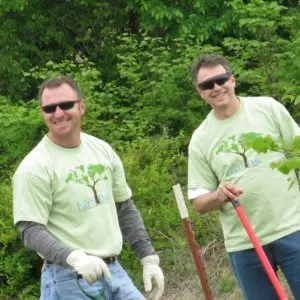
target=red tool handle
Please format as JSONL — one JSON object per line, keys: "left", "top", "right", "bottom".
{"left": 231, "top": 199, "right": 288, "bottom": 300}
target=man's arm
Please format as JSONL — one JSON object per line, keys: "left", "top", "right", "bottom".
{"left": 16, "top": 221, "right": 74, "bottom": 266}
{"left": 17, "top": 221, "right": 112, "bottom": 283}
{"left": 192, "top": 182, "right": 244, "bottom": 213}
{"left": 192, "top": 191, "right": 222, "bottom": 213}
{"left": 117, "top": 199, "right": 164, "bottom": 299}
{"left": 116, "top": 199, "right": 155, "bottom": 259}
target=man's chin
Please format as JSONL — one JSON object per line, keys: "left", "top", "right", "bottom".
{"left": 49, "top": 129, "right": 71, "bottom": 138}
{"left": 211, "top": 98, "right": 228, "bottom": 107}
{"left": 213, "top": 94, "right": 227, "bottom": 101}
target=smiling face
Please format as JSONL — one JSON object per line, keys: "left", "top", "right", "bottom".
{"left": 197, "top": 64, "right": 239, "bottom": 117}
{"left": 40, "top": 83, "right": 85, "bottom": 147}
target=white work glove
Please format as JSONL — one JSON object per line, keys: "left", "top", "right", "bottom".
{"left": 141, "top": 255, "right": 164, "bottom": 300}
{"left": 66, "top": 250, "right": 111, "bottom": 284}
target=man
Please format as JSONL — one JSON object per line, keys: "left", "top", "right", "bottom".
{"left": 188, "top": 54, "right": 300, "bottom": 299}
{"left": 13, "top": 76, "right": 164, "bottom": 300}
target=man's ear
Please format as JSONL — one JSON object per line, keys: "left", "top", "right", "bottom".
{"left": 196, "top": 88, "right": 206, "bottom": 100}
{"left": 80, "top": 99, "right": 86, "bottom": 116}
{"left": 195, "top": 86, "right": 202, "bottom": 97}
{"left": 231, "top": 75, "right": 236, "bottom": 88}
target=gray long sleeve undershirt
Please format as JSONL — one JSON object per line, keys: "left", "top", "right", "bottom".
{"left": 17, "top": 221, "right": 73, "bottom": 267}
{"left": 116, "top": 199, "right": 155, "bottom": 259}
{"left": 16, "top": 199, "right": 155, "bottom": 266}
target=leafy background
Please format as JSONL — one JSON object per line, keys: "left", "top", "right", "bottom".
{"left": 1, "top": 0, "right": 299, "bottom": 299}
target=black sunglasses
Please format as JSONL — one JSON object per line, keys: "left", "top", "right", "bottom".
{"left": 41, "top": 100, "right": 81, "bottom": 114}
{"left": 198, "top": 73, "right": 231, "bottom": 90}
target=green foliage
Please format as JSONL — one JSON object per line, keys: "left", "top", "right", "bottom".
{"left": 93, "top": 34, "right": 217, "bottom": 139}
{"left": 0, "top": 98, "right": 44, "bottom": 183}
{"left": 118, "top": 133, "right": 222, "bottom": 286}
{"left": 0, "top": 184, "right": 40, "bottom": 299}
{"left": 242, "top": 134, "right": 300, "bottom": 187}
{"left": 239, "top": 132, "right": 280, "bottom": 153}
{"left": 0, "top": 0, "right": 129, "bottom": 99}
{"left": 219, "top": 271, "right": 237, "bottom": 294}
{"left": 126, "top": 0, "right": 237, "bottom": 41}
{"left": 1, "top": 0, "right": 299, "bottom": 298}
{"left": 216, "top": 132, "right": 280, "bottom": 168}
{"left": 26, "top": 34, "right": 216, "bottom": 141}
{"left": 222, "top": 0, "right": 300, "bottom": 121}
{"left": 271, "top": 156, "right": 300, "bottom": 175}
{"left": 1, "top": 0, "right": 299, "bottom": 106}
{"left": 25, "top": 59, "right": 102, "bottom": 99}
{"left": 271, "top": 136, "right": 300, "bottom": 177}
{"left": 118, "top": 133, "right": 188, "bottom": 283}
{"left": 0, "top": 0, "right": 28, "bottom": 15}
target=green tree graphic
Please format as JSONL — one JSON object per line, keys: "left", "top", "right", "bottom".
{"left": 65, "top": 164, "right": 108, "bottom": 204}
{"left": 216, "top": 132, "right": 271, "bottom": 168}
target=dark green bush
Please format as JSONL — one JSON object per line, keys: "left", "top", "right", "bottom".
{"left": 0, "top": 184, "right": 41, "bottom": 299}
{"left": 118, "top": 133, "right": 223, "bottom": 288}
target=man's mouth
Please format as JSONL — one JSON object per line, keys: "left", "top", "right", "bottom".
{"left": 212, "top": 91, "right": 226, "bottom": 98}
{"left": 54, "top": 120, "right": 68, "bottom": 125}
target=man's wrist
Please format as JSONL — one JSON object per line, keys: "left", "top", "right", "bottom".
{"left": 141, "top": 254, "right": 160, "bottom": 266}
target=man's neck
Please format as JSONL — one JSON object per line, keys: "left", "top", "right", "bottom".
{"left": 47, "top": 133, "right": 81, "bottom": 148}
{"left": 214, "top": 97, "right": 240, "bottom": 120}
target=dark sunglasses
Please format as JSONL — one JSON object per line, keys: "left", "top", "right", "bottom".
{"left": 41, "top": 100, "right": 81, "bottom": 114}
{"left": 198, "top": 73, "right": 231, "bottom": 90}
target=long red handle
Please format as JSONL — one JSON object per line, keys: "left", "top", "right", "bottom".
{"left": 183, "top": 218, "right": 214, "bottom": 300}
{"left": 231, "top": 199, "right": 288, "bottom": 300}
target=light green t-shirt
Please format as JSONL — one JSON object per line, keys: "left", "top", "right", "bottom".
{"left": 13, "top": 133, "right": 132, "bottom": 257}
{"left": 188, "top": 96, "right": 300, "bottom": 252}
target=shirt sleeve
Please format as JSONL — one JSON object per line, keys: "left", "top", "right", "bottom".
{"left": 188, "top": 142, "right": 219, "bottom": 200}
{"left": 271, "top": 99, "right": 300, "bottom": 148}
{"left": 111, "top": 150, "right": 132, "bottom": 202}
{"left": 16, "top": 221, "right": 74, "bottom": 266}
{"left": 116, "top": 199, "right": 155, "bottom": 259}
{"left": 188, "top": 188, "right": 211, "bottom": 200}
{"left": 13, "top": 171, "right": 52, "bottom": 225}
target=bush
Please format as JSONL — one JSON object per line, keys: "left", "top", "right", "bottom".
{"left": 117, "top": 133, "right": 223, "bottom": 287}
{"left": 0, "top": 184, "right": 41, "bottom": 299}
{"left": 0, "top": 98, "right": 45, "bottom": 183}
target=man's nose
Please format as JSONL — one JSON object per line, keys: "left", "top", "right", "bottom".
{"left": 212, "top": 82, "right": 221, "bottom": 90}
{"left": 53, "top": 106, "right": 65, "bottom": 116}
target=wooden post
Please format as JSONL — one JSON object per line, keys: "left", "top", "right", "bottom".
{"left": 173, "top": 184, "right": 213, "bottom": 300}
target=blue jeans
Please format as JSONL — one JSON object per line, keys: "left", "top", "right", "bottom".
{"left": 229, "top": 231, "right": 300, "bottom": 300}
{"left": 40, "top": 260, "right": 145, "bottom": 300}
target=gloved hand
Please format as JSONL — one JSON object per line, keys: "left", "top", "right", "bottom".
{"left": 66, "top": 250, "right": 111, "bottom": 284}
{"left": 141, "top": 254, "right": 164, "bottom": 300}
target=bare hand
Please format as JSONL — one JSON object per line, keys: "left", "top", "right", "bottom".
{"left": 216, "top": 182, "right": 243, "bottom": 203}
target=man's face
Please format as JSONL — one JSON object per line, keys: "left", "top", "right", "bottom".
{"left": 196, "top": 65, "right": 236, "bottom": 110}
{"left": 40, "top": 83, "right": 85, "bottom": 145}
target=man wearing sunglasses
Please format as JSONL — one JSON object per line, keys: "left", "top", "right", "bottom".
{"left": 188, "top": 54, "right": 300, "bottom": 299}
{"left": 13, "top": 76, "right": 164, "bottom": 300}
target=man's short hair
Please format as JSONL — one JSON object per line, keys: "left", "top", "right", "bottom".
{"left": 191, "top": 54, "right": 233, "bottom": 87}
{"left": 38, "top": 76, "right": 82, "bottom": 103}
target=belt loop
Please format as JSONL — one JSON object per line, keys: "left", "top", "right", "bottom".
{"left": 42, "top": 261, "right": 47, "bottom": 272}
{"left": 104, "top": 256, "right": 117, "bottom": 264}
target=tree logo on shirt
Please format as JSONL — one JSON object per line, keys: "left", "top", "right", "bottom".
{"left": 216, "top": 132, "right": 277, "bottom": 168}
{"left": 65, "top": 164, "right": 108, "bottom": 205}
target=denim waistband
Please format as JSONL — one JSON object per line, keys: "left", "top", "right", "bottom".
{"left": 45, "top": 255, "right": 118, "bottom": 265}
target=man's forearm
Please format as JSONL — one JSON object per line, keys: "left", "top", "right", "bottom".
{"left": 192, "top": 191, "right": 221, "bottom": 213}
{"left": 116, "top": 199, "right": 155, "bottom": 259}
{"left": 17, "top": 221, "right": 74, "bottom": 266}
